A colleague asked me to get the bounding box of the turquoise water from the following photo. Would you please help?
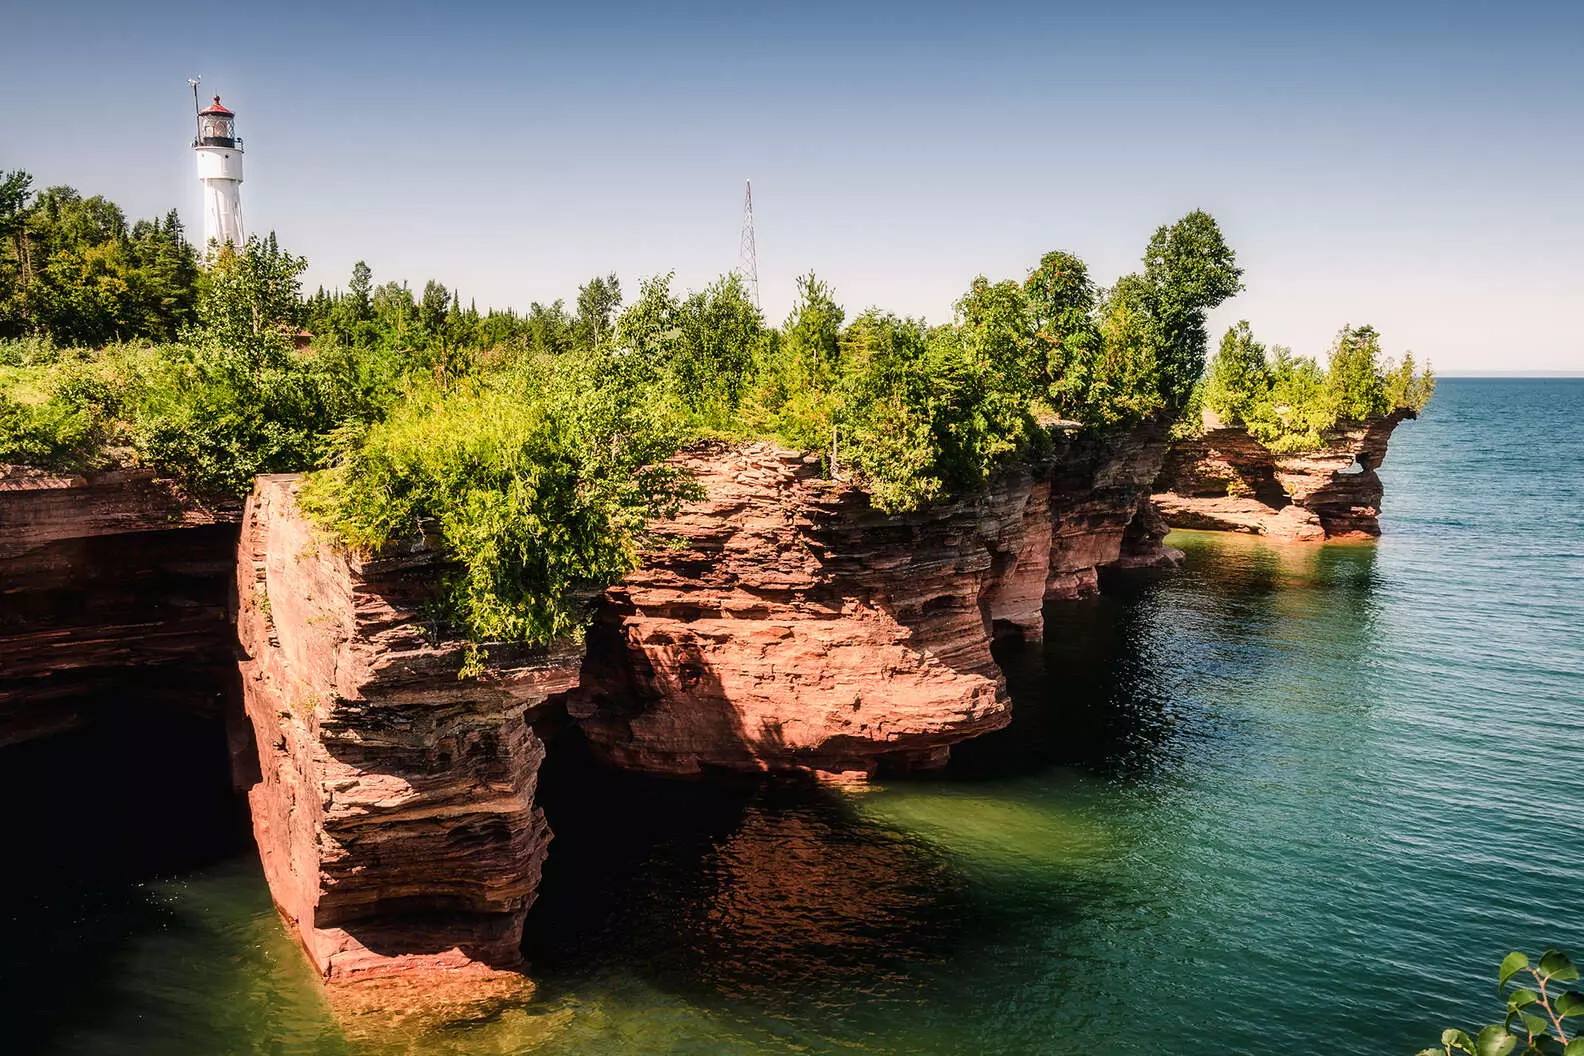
[5,378,1582,1055]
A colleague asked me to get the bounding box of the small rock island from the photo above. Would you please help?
[1151,322,1433,541]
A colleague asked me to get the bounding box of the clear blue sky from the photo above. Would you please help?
[5,0,1581,371]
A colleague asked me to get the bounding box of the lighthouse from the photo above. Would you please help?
[192,92,245,251]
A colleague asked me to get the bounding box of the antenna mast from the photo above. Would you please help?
[188,75,202,142]
[739,179,760,312]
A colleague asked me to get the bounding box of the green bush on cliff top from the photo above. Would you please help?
[296,349,697,651]
[1200,321,1435,452]
[3,168,1259,649]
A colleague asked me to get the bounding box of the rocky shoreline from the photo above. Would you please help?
[0,406,1422,1009]
[1151,411,1415,541]
[0,424,1176,1003]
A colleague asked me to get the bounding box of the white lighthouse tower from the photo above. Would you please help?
[191,90,245,251]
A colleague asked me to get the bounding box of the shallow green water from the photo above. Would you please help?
[5,378,1581,1055]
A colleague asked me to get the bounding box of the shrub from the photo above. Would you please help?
[1198,322,1435,452]
[1418,948,1583,1056]
[0,342,145,471]
[129,340,341,497]
[298,350,696,650]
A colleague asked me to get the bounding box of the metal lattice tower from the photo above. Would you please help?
[739,179,760,311]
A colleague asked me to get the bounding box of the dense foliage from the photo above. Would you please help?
[0,170,1271,649]
[1201,321,1435,451]
[1,170,199,345]
[1,235,390,493]
[298,349,696,664]
[1420,948,1584,1056]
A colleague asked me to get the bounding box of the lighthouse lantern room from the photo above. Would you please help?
[192,92,245,251]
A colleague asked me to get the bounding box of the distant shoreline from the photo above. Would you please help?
[1439,371,1584,378]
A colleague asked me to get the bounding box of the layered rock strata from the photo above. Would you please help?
[235,475,581,985]
[1153,412,1414,540]
[0,466,238,748]
[569,427,1171,777]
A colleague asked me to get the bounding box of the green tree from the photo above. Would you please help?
[371,280,414,346]
[615,272,681,372]
[1325,323,1389,421]
[0,170,33,320]
[522,299,574,356]
[348,260,373,313]
[672,272,764,426]
[1384,350,1436,413]
[834,311,942,510]
[1202,321,1271,427]
[191,233,305,356]
[1020,213,1241,429]
[124,211,199,341]
[0,170,31,245]
[575,272,622,351]
[1024,249,1100,414]
[958,276,1039,401]
[740,271,844,451]
[1139,209,1244,411]
[1086,275,1171,426]
[418,279,450,338]
[325,260,375,346]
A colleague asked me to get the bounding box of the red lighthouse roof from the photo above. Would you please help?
[198,95,233,117]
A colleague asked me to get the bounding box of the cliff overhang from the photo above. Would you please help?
[0,421,1179,1002]
[1151,411,1415,541]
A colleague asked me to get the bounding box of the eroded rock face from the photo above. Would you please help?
[1271,413,1414,537]
[0,466,239,748]
[235,475,581,985]
[1153,412,1414,540]
[569,426,1169,777]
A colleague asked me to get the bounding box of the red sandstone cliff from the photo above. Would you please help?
[569,427,1172,777]
[235,475,580,986]
[0,466,238,748]
[1,419,1175,1000]
[229,424,1171,989]
[1152,412,1414,541]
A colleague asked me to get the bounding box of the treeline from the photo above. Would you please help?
[1200,320,1434,452]
[8,164,1428,648]
[0,171,199,345]
[297,213,1241,647]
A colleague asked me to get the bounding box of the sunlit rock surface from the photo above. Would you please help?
[1153,411,1415,540]
[235,475,581,987]
[570,427,1170,777]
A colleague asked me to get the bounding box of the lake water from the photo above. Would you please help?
[4,378,1581,1055]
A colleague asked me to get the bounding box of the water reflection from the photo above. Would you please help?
[950,531,1386,786]
[528,743,967,1026]
[0,715,345,1056]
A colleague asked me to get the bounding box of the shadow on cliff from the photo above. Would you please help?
[948,538,1384,783]
[308,721,550,972]
[524,727,987,1027]
[577,606,920,776]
